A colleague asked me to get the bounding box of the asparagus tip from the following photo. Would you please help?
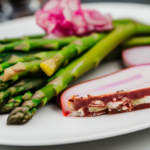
[3,62,25,82]
[0,101,20,114]
[7,107,29,125]
[0,106,12,114]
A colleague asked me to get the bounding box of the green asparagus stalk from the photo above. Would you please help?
[0,91,33,114]
[40,33,106,76]
[0,36,77,53]
[0,51,39,63]
[0,51,57,73]
[113,19,150,35]
[122,36,150,47]
[7,21,138,125]
[0,34,45,44]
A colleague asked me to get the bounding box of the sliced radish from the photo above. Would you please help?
[61,64,150,116]
[83,10,109,26]
[36,0,113,37]
[122,46,150,67]
[36,0,77,37]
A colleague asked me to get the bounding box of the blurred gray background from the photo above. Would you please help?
[0,0,150,22]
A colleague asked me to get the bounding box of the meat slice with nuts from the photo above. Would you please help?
[60,64,150,117]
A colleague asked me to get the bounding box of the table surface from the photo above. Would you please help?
[0,128,149,150]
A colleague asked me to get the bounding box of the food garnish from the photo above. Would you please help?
[36,0,113,37]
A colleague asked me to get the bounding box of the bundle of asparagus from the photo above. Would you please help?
[0,35,83,89]
[6,19,150,125]
[0,33,105,87]
[0,34,77,114]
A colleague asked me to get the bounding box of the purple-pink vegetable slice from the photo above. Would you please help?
[122,46,150,67]
[36,0,113,37]
[83,10,113,32]
[61,64,150,117]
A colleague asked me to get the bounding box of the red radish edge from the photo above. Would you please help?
[60,64,150,116]
[122,46,150,67]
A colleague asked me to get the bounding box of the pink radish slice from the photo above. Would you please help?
[61,64,150,116]
[83,10,113,32]
[122,46,150,67]
[83,10,108,25]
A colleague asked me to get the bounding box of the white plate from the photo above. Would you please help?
[0,2,150,146]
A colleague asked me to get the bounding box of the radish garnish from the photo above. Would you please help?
[36,0,113,37]
[83,10,113,31]
[60,65,150,117]
[36,0,77,37]
[122,46,150,67]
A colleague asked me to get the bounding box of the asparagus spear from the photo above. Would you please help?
[0,51,57,73]
[0,91,33,114]
[0,34,45,44]
[122,36,150,47]
[7,21,138,125]
[40,33,106,76]
[0,36,77,53]
[0,75,48,105]
[0,51,39,63]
